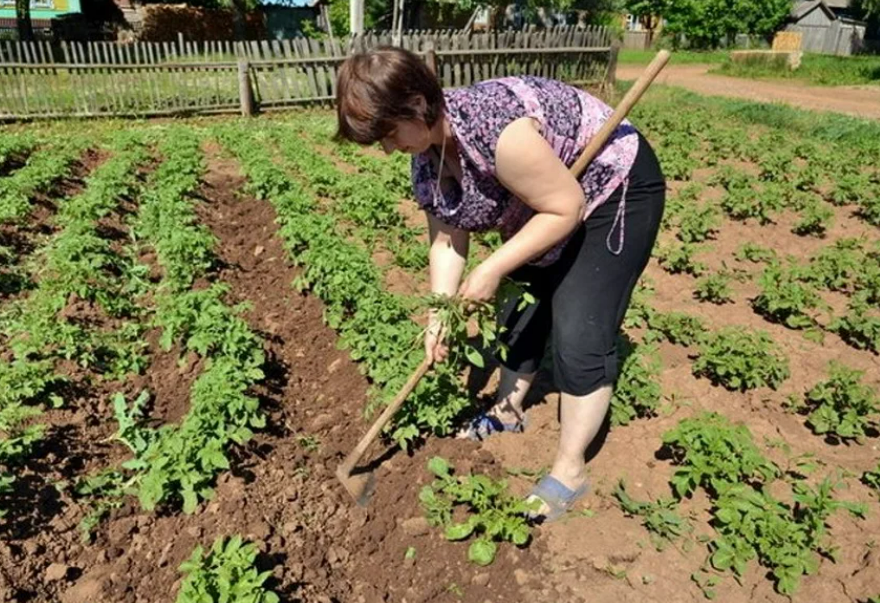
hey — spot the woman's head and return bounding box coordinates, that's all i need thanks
[336,46,444,155]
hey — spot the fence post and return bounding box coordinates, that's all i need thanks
[238,59,255,116]
[424,41,437,76]
[605,40,620,91]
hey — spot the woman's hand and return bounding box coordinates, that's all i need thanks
[458,261,502,304]
[425,313,449,364]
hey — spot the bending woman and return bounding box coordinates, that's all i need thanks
[335,47,665,522]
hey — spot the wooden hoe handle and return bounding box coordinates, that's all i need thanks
[569,49,670,179]
[338,356,433,476]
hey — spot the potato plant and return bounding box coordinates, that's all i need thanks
[656,241,706,276]
[661,412,779,498]
[734,242,776,264]
[0,138,88,225]
[792,199,834,237]
[613,480,693,551]
[751,262,825,330]
[611,338,662,426]
[710,478,864,596]
[694,271,733,304]
[176,536,278,603]
[420,457,534,566]
[645,311,706,347]
[862,464,880,495]
[661,413,864,596]
[800,362,879,441]
[830,293,880,353]
[693,327,789,391]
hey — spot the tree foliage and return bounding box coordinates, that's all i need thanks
[326,0,390,36]
[625,0,792,49]
[855,0,880,17]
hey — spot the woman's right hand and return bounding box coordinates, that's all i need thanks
[425,316,449,364]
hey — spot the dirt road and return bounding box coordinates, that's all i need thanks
[616,63,880,120]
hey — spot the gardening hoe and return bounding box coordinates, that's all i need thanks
[336,356,433,506]
[335,49,671,507]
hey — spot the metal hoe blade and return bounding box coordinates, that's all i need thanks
[336,465,377,507]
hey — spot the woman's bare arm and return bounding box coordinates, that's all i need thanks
[481,117,584,278]
[427,211,469,296]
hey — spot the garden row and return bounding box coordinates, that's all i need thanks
[0,128,281,602]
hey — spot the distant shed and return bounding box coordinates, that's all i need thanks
[786,0,867,55]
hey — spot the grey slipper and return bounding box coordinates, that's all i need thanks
[460,411,527,441]
[527,475,589,523]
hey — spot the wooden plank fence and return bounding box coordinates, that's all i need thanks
[0,26,617,120]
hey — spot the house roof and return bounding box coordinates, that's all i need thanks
[791,0,836,20]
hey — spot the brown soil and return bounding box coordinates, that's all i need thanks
[477,179,880,603]
[616,64,880,120]
[303,138,880,602]
[0,147,192,587]
[3,128,879,603]
[0,145,545,603]
[0,159,27,179]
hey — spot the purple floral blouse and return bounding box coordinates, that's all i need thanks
[412,76,639,266]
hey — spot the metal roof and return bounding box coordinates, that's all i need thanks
[791,0,836,20]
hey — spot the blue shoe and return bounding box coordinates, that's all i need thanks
[527,475,589,523]
[459,411,526,441]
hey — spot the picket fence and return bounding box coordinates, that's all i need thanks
[0,26,617,119]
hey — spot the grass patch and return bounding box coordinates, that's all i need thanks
[618,49,729,65]
[712,53,880,86]
[620,84,880,151]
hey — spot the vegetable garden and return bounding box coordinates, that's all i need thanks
[0,85,878,603]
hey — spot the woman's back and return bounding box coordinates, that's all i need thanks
[412,75,639,264]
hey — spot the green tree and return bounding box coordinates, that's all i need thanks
[856,0,880,16]
[852,0,880,39]
[328,0,390,36]
[625,0,791,49]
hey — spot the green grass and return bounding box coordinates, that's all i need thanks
[712,53,880,86]
[618,49,729,65]
[0,67,329,117]
[616,83,880,151]
[621,48,880,87]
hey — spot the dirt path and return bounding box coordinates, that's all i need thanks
[616,64,880,120]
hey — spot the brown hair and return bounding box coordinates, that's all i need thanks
[335,46,444,145]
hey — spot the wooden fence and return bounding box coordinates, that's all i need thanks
[622,30,653,51]
[0,26,617,120]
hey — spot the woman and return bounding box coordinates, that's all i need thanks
[336,47,665,522]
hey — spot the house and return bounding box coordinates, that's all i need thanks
[0,0,82,37]
[786,0,867,54]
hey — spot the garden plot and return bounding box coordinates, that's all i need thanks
[0,86,878,603]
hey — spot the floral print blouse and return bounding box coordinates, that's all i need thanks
[411,76,639,266]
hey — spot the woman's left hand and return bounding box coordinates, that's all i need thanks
[458,262,502,304]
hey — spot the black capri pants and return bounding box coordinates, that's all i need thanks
[497,132,665,396]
